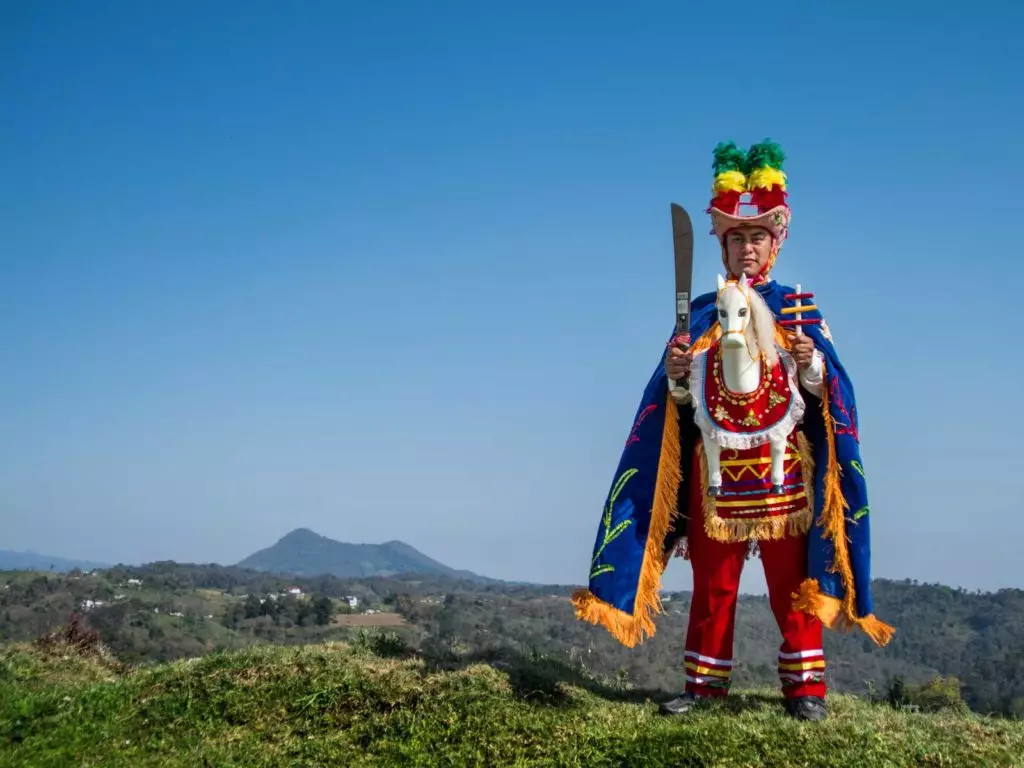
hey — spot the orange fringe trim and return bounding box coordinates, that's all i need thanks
[789,360,895,647]
[690,325,720,355]
[695,439,813,543]
[570,388,682,648]
[793,578,894,647]
[818,365,855,610]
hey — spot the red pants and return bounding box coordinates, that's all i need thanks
[683,466,827,700]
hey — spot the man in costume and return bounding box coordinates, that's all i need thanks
[571,140,892,722]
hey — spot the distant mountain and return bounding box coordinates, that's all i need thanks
[237,528,497,583]
[0,549,109,573]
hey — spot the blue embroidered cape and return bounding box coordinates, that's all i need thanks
[571,280,893,648]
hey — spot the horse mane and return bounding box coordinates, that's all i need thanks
[745,287,779,368]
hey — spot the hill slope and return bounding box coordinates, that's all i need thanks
[0,549,108,573]
[237,527,493,582]
[2,638,1021,767]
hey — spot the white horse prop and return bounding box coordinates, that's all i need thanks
[689,275,806,497]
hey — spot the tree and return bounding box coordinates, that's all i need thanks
[277,595,299,626]
[243,594,262,620]
[222,602,245,629]
[296,598,315,627]
[887,676,909,709]
[261,598,280,623]
[1009,697,1024,719]
[314,595,334,626]
[915,676,968,713]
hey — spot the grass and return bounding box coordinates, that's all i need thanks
[1,634,1022,767]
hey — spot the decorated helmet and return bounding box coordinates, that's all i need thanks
[707,139,790,279]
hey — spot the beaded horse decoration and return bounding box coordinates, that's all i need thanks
[690,275,807,504]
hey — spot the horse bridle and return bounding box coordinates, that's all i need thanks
[717,281,760,360]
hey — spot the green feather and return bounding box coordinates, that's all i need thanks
[745,140,786,171]
[711,141,746,175]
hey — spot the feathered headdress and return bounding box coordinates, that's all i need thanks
[707,139,791,245]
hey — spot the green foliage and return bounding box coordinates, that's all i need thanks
[887,675,910,708]
[350,628,412,658]
[2,567,1023,717]
[915,676,969,714]
[243,593,261,619]
[1,641,1022,767]
[312,595,334,626]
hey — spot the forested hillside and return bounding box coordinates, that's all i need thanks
[237,528,493,582]
[2,563,1021,716]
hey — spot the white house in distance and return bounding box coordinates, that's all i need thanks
[344,596,359,609]
[286,586,302,596]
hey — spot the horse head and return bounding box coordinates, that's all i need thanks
[715,274,779,368]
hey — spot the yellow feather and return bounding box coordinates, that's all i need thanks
[747,167,787,190]
[712,170,747,193]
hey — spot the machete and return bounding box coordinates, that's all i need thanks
[668,202,694,404]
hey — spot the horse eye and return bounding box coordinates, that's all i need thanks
[738,308,748,317]
[718,309,727,318]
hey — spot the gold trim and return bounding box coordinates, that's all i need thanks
[685,663,731,678]
[714,491,806,508]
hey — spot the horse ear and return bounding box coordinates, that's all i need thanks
[717,274,726,292]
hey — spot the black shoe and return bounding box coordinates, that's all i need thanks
[658,692,703,715]
[786,696,828,721]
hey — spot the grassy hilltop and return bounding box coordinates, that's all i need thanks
[2,630,1022,768]
[5,564,1024,717]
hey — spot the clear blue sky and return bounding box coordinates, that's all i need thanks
[2,0,1021,593]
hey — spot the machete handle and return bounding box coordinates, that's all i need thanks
[666,333,692,405]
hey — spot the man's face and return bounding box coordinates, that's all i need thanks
[724,227,774,278]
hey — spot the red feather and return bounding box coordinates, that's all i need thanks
[709,190,741,215]
[750,186,788,213]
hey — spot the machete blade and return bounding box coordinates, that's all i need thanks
[668,203,694,403]
[670,202,694,340]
